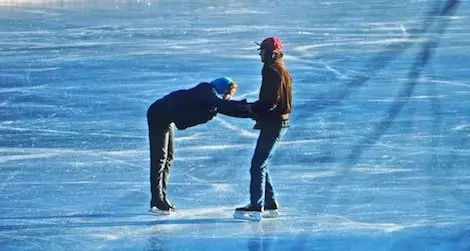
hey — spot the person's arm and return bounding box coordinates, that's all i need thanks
[202,85,254,118]
[217,98,254,118]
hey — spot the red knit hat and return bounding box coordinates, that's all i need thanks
[256,36,283,52]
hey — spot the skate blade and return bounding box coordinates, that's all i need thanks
[233,211,262,221]
[149,208,171,216]
[262,210,279,218]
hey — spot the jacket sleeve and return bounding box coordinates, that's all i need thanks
[216,98,254,118]
[202,86,254,118]
[251,67,281,115]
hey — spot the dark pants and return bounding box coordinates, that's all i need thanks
[147,104,174,207]
[250,124,287,208]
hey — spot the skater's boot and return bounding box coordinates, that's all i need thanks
[150,175,171,214]
[150,198,171,215]
[233,204,262,221]
[150,159,174,214]
[263,201,279,218]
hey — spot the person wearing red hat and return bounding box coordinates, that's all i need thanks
[234,36,293,221]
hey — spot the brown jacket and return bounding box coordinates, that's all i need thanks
[252,59,292,124]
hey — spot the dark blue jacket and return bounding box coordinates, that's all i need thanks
[148,82,251,130]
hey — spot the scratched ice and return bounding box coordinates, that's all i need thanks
[1,0,469,250]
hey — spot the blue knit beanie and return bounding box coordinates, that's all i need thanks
[210,77,233,95]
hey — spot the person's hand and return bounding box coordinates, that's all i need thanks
[238,102,257,119]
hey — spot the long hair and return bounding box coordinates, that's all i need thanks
[223,81,237,99]
[263,49,284,64]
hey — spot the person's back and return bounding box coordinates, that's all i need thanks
[155,83,219,130]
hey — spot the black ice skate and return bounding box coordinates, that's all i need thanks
[233,204,262,221]
[149,199,172,215]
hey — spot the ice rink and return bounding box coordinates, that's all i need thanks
[1,0,469,250]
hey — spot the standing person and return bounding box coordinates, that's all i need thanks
[234,36,292,221]
[147,77,251,215]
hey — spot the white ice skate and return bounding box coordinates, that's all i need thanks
[262,209,279,218]
[263,201,280,218]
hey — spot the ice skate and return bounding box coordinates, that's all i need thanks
[263,201,279,218]
[233,204,262,221]
[149,206,171,215]
[149,199,172,215]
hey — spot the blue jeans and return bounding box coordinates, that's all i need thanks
[250,124,288,208]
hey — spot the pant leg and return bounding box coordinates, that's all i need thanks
[162,124,174,200]
[250,126,287,208]
[147,104,171,207]
[264,172,276,205]
[264,127,287,204]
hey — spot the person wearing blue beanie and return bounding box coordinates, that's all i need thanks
[146,77,252,214]
[211,77,234,97]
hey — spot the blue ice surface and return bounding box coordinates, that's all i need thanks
[1,0,469,250]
